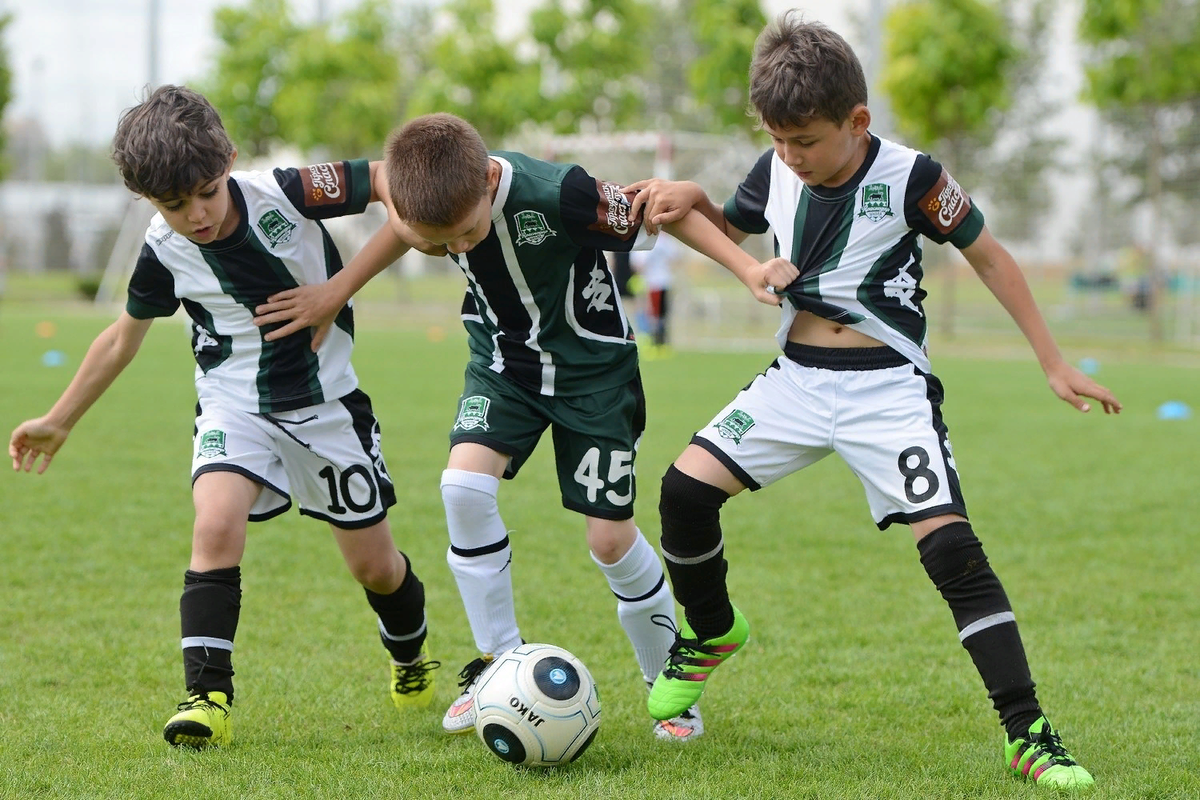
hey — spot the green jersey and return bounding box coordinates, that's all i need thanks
[452,152,653,397]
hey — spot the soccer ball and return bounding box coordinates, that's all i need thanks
[472,642,601,767]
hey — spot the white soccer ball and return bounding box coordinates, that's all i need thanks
[472,642,602,767]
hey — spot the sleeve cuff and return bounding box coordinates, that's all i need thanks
[723,197,769,236]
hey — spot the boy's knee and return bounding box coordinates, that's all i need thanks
[348,550,403,594]
[659,465,729,554]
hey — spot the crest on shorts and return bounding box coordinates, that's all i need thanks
[858,183,894,223]
[714,410,755,445]
[454,396,491,431]
[197,430,227,458]
[513,210,556,246]
[257,209,297,247]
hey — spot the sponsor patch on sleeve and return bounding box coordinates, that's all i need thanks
[919,169,972,235]
[300,162,347,207]
[588,180,639,241]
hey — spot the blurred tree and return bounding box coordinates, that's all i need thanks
[684,0,766,131]
[408,0,545,143]
[1079,0,1200,340]
[882,0,1018,337]
[529,0,654,133]
[272,0,404,158]
[205,0,298,158]
[0,12,13,180]
[411,0,766,142]
[974,0,1062,245]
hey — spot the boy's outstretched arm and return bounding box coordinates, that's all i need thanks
[961,227,1122,414]
[254,222,411,350]
[663,209,798,306]
[9,312,154,473]
[626,179,742,239]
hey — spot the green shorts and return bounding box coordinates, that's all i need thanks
[449,361,646,520]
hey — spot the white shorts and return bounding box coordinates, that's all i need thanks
[191,389,396,529]
[692,345,966,529]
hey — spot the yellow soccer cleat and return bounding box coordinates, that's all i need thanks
[164,691,232,749]
[391,652,441,709]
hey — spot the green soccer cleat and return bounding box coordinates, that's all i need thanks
[390,651,441,710]
[163,691,232,749]
[1005,716,1095,790]
[647,606,749,721]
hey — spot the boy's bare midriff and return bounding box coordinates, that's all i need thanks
[787,310,887,348]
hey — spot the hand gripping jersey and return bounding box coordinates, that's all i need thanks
[725,135,985,373]
[126,161,373,413]
[454,152,655,398]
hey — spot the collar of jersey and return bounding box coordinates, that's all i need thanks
[490,155,514,219]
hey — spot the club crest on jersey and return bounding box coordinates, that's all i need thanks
[454,396,492,431]
[714,410,755,445]
[197,430,227,458]
[858,183,894,222]
[257,209,297,247]
[513,210,556,246]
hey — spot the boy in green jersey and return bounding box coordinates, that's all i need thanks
[253,113,797,741]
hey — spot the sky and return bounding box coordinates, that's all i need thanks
[1,0,856,148]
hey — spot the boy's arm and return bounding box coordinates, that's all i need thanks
[961,227,1121,414]
[254,222,410,348]
[663,210,797,305]
[626,179,749,242]
[9,312,154,473]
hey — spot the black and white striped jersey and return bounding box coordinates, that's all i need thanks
[454,152,654,398]
[126,160,373,413]
[725,134,984,372]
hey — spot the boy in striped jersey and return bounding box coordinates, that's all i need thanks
[7,85,438,748]
[253,113,796,742]
[626,14,1119,790]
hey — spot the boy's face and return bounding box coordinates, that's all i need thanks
[763,105,871,188]
[148,154,238,245]
[404,194,493,256]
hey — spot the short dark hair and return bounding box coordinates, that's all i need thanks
[749,13,868,129]
[385,113,489,227]
[111,85,235,199]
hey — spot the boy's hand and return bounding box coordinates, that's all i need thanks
[746,257,800,306]
[254,285,341,350]
[625,179,705,234]
[1045,362,1123,414]
[10,418,70,474]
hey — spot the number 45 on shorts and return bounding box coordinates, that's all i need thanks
[573,447,634,506]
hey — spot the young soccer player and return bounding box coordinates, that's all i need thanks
[251,112,795,742]
[625,14,1120,790]
[7,85,438,749]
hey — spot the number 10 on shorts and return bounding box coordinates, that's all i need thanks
[573,448,634,506]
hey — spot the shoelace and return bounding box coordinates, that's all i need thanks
[177,693,227,713]
[1027,725,1078,766]
[651,614,717,678]
[394,659,442,694]
[456,656,493,690]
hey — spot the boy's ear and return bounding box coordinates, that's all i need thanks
[228,148,239,170]
[848,105,871,136]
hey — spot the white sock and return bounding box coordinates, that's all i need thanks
[442,469,522,655]
[592,529,675,682]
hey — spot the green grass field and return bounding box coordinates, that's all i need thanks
[1,299,1197,799]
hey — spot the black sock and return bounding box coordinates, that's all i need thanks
[917,521,1041,739]
[659,465,733,640]
[365,552,427,663]
[180,566,241,700]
